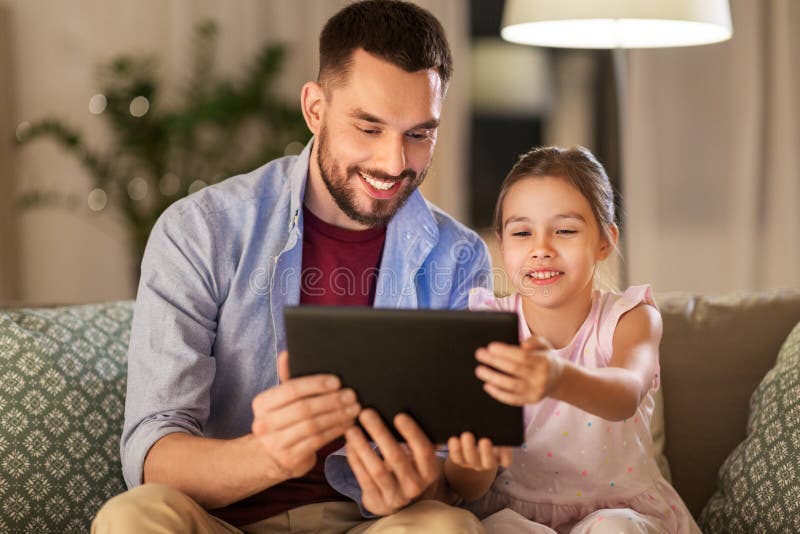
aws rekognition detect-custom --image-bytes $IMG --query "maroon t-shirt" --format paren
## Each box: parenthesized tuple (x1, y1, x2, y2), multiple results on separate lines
(211, 206, 387, 526)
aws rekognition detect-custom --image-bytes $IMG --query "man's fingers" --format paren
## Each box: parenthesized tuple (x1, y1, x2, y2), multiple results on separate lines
(254, 388, 359, 433)
(252, 374, 341, 414)
(287, 421, 351, 459)
(346, 425, 403, 508)
(393, 413, 438, 484)
(257, 400, 359, 447)
(277, 351, 290, 383)
(345, 439, 385, 513)
(360, 411, 425, 499)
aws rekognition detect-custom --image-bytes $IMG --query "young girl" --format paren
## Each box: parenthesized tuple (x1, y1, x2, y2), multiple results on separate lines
(445, 146, 699, 533)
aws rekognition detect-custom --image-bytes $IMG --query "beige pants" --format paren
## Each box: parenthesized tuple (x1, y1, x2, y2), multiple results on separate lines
(92, 484, 484, 534)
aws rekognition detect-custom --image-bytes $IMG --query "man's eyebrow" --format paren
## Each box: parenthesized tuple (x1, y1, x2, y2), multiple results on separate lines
(350, 109, 386, 125)
(349, 108, 440, 130)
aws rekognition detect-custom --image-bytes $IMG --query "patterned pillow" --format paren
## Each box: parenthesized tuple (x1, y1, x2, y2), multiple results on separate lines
(0, 302, 132, 532)
(699, 321, 800, 532)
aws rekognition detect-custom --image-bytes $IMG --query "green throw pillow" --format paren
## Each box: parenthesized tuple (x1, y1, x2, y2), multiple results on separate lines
(699, 321, 800, 533)
(0, 302, 132, 532)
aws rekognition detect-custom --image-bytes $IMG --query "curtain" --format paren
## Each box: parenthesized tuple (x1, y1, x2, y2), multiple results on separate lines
(622, 0, 800, 293)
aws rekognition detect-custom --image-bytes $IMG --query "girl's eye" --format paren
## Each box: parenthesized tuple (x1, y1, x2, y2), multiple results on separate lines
(511, 231, 531, 237)
(556, 229, 577, 235)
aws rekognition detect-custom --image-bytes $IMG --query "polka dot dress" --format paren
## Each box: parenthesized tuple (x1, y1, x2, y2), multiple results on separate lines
(467, 286, 700, 533)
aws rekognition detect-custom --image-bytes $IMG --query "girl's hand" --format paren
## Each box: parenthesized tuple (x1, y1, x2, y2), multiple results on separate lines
(447, 432, 512, 471)
(475, 337, 564, 406)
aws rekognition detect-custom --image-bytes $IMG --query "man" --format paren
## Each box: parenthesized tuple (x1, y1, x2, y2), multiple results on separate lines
(93, 1, 491, 532)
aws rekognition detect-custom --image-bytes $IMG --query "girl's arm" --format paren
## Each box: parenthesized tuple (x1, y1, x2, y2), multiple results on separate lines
(443, 433, 511, 502)
(550, 304, 662, 420)
(476, 304, 662, 421)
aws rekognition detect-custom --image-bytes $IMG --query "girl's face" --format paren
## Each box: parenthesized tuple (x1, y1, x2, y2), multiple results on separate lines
(499, 176, 615, 309)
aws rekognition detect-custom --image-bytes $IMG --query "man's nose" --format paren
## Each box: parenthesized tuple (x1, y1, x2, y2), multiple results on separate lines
(376, 135, 407, 177)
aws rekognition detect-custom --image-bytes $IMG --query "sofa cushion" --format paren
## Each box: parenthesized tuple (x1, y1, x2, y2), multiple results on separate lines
(699, 320, 800, 532)
(657, 289, 800, 516)
(0, 302, 132, 531)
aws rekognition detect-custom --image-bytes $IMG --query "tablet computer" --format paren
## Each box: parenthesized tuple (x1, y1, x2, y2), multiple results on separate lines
(284, 306, 524, 446)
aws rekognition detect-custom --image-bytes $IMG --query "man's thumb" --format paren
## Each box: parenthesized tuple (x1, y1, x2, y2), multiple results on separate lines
(277, 351, 291, 383)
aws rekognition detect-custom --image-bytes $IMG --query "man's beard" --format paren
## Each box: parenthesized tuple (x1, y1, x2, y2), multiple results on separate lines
(316, 127, 427, 228)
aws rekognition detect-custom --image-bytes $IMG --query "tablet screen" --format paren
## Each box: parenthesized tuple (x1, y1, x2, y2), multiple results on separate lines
(284, 306, 524, 446)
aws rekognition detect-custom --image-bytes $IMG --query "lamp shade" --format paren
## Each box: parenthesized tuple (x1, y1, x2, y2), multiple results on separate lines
(501, 0, 732, 49)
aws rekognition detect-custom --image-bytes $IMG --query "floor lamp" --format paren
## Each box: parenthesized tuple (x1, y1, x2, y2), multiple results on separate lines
(500, 0, 732, 288)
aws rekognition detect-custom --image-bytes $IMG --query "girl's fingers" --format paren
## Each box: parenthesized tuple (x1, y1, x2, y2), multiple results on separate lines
(448, 436, 464, 465)
(483, 383, 525, 406)
(477, 438, 495, 470)
(477, 346, 548, 378)
(475, 364, 524, 392)
(521, 336, 550, 351)
(497, 447, 513, 467)
(460, 432, 479, 468)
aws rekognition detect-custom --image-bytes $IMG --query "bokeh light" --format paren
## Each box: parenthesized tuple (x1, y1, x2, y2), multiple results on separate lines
(88, 188, 108, 211)
(16, 121, 31, 142)
(127, 177, 149, 200)
(129, 96, 150, 117)
(88, 94, 107, 115)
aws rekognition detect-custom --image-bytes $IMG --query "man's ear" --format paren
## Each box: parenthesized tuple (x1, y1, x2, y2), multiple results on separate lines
(598, 223, 620, 260)
(301, 81, 326, 136)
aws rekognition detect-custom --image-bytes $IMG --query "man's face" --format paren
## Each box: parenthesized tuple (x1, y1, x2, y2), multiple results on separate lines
(313, 49, 443, 227)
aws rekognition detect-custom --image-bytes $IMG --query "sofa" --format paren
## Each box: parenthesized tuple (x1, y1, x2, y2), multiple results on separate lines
(1, 289, 799, 532)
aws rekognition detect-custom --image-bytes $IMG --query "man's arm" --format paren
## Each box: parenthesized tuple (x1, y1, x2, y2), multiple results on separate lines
(144, 355, 358, 509)
(123, 201, 358, 508)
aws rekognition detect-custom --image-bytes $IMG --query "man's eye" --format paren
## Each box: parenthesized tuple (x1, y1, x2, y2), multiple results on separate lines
(358, 127, 380, 135)
(407, 131, 431, 140)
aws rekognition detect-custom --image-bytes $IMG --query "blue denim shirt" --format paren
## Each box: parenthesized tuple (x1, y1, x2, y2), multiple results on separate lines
(120, 139, 492, 512)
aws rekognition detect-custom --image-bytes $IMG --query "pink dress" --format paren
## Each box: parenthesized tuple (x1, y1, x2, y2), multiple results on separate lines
(468, 286, 700, 534)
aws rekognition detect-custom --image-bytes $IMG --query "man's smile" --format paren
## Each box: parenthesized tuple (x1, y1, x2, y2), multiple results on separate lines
(358, 171, 403, 199)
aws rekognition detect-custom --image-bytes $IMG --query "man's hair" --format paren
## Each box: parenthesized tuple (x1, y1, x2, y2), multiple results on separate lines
(318, 0, 452, 93)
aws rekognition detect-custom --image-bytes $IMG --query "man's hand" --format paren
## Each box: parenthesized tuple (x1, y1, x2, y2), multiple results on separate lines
(345, 410, 442, 516)
(251, 351, 360, 481)
(475, 337, 564, 406)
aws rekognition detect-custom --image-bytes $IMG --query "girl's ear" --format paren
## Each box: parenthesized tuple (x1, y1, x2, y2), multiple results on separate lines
(301, 81, 326, 135)
(598, 223, 619, 260)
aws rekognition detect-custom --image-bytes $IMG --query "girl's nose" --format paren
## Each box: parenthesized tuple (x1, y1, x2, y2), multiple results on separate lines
(530, 238, 554, 259)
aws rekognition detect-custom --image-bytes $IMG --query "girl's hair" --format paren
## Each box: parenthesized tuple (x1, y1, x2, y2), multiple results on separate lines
(493, 145, 618, 248)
